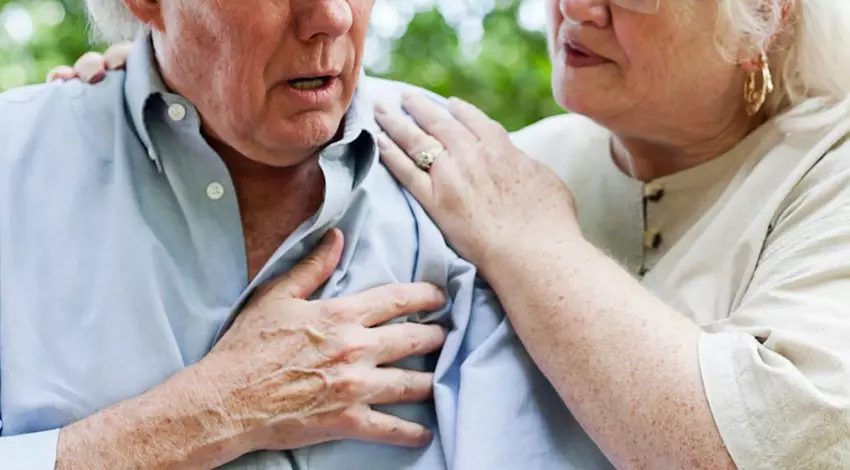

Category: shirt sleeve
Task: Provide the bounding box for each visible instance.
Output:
[432,256,610,470]
[699,209,850,469]
[0,284,60,470]
[0,429,60,470]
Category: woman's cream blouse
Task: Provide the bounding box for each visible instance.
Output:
[512,112,850,469]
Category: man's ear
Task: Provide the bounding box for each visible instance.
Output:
[124,0,164,32]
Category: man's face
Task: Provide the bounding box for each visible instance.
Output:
[144,0,374,167]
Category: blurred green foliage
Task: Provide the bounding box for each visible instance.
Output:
[0,0,559,130]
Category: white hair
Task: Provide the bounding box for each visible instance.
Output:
[84,0,147,43]
[714,0,850,130]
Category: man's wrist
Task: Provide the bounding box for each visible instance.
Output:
[55,364,247,470]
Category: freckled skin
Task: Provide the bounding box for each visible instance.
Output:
[373,0,771,464]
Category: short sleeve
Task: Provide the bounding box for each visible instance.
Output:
[699,203,850,469]
[0,429,61,470]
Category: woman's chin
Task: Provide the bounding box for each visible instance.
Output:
[554,91,602,118]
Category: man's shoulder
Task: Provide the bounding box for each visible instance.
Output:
[0,74,127,163]
[359,76,447,108]
[0,75,121,120]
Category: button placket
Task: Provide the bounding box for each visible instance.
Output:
[643,227,663,249]
[644,181,665,202]
[640,181,666,275]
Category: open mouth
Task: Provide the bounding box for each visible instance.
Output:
[288,76,334,91]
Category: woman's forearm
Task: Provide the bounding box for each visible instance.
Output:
[484,236,736,470]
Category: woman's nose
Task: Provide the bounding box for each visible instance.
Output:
[560,0,611,27]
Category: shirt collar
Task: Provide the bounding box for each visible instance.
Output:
[123,33,379,183]
[124,34,170,171]
[329,71,380,189]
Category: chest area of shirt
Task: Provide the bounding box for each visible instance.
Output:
[0,174,437,437]
[569,167,749,325]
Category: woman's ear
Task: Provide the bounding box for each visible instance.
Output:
[124,0,164,32]
[780,0,795,26]
[740,0,794,70]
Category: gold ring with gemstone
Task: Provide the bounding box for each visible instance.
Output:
[414,148,442,171]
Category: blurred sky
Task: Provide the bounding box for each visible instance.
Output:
[1,0,548,71]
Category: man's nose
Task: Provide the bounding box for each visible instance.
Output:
[560,0,610,27]
[295,0,354,42]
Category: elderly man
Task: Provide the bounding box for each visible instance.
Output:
[0,0,598,469]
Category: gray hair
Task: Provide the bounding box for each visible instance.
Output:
[85,0,147,43]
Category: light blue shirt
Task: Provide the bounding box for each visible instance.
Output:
[0,36,610,469]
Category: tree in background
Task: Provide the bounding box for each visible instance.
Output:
[0,0,561,130]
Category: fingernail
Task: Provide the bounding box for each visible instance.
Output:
[89,71,106,84]
[79,66,102,84]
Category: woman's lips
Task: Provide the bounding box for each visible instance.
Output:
[563,41,609,68]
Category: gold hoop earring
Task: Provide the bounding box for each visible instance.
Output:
[744,52,774,116]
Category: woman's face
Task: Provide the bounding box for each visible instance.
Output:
[547,0,748,141]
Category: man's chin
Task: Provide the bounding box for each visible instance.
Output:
[253,114,341,157]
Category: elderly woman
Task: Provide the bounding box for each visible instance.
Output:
[58,0,850,468]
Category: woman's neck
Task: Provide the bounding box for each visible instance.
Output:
[611,112,762,181]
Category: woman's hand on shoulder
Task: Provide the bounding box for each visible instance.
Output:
[374,93,580,274]
[46,42,132,84]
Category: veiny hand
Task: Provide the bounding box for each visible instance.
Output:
[374,94,579,273]
[196,229,448,453]
[46,42,132,83]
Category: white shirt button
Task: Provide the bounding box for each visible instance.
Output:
[168,103,187,122]
[206,182,225,200]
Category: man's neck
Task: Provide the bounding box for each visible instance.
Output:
[211,140,327,279]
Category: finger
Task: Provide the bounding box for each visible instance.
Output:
[447,97,508,141]
[46,66,76,82]
[400,93,477,152]
[363,369,435,404]
[103,42,133,70]
[344,406,433,448]
[369,323,446,365]
[74,52,107,84]
[322,283,446,327]
[377,133,433,203]
[267,229,344,299]
[374,102,444,158]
